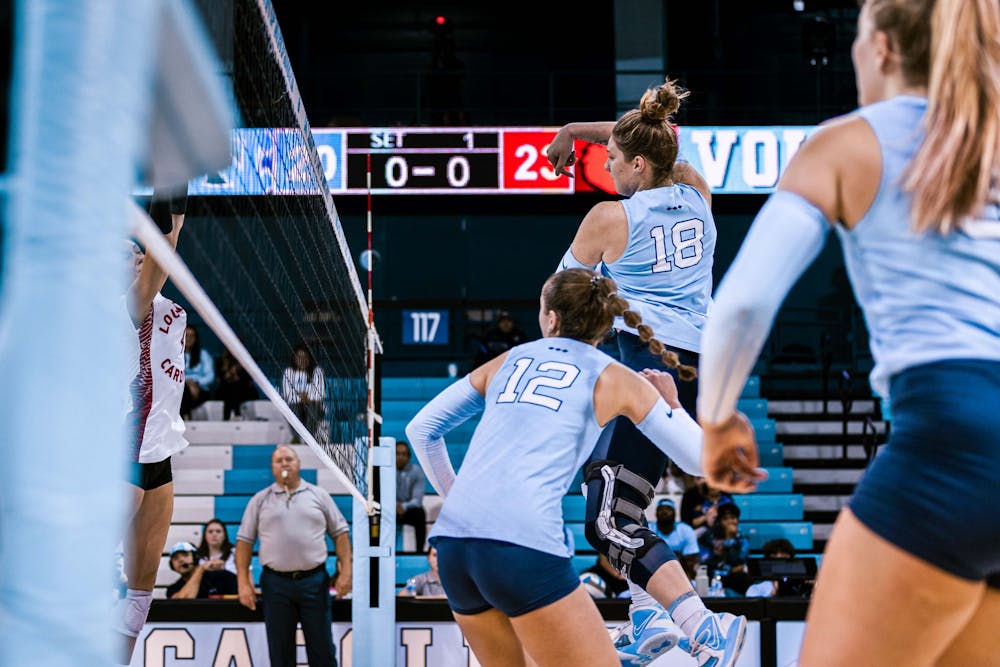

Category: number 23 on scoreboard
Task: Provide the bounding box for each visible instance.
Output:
[501,131,574,192]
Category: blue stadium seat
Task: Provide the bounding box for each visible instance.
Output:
[572,554,597,575]
[736,398,768,419]
[742,376,760,398]
[561,495,587,522]
[733,493,803,521]
[758,442,784,467]
[396,554,432,586]
[382,378,455,401]
[755,467,793,493]
[566,522,593,553]
[742,521,812,551]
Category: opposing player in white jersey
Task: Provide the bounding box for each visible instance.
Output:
[699,1,1000,665]
[547,80,745,667]
[116,187,189,664]
[407,269,710,667]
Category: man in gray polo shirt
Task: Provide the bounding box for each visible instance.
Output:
[235,445,351,667]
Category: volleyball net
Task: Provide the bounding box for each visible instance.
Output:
[137,0,376,506]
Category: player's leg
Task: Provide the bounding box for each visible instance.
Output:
[935,582,1000,666]
[583,457,745,667]
[452,609,533,667]
[799,510,982,667]
[117,462,174,663]
[509,586,619,667]
[804,361,1000,666]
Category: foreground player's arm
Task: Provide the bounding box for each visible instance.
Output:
[593,364,703,475]
[405,358,499,496]
[127,187,187,325]
[546,121,616,177]
[698,126,848,491]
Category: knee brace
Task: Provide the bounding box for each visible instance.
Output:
[583,460,678,588]
[114,589,152,638]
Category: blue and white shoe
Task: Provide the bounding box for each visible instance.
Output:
[688,611,747,667]
[611,606,681,666]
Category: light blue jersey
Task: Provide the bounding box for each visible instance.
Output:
[841,95,1000,397]
[431,337,615,557]
[601,183,716,352]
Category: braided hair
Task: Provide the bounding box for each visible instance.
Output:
[542,269,697,380]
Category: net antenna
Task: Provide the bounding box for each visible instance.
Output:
[365,152,383,513]
[131,203,368,508]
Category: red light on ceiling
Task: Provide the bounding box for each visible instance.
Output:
[435,16,447,25]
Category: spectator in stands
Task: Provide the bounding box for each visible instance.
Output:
[196,518,237,575]
[681,477,734,538]
[745,538,813,598]
[215,349,257,420]
[181,325,214,419]
[236,445,351,667]
[584,553,630,598]
[472,310,527,368]
[397,547,446,597]
[396,440,428,552]
[651,498,700,580]
[700,503,751,595]
[281,343,326,442]
[165,542,237,600]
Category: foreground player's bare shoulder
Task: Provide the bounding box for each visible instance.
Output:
[779,112,880,226]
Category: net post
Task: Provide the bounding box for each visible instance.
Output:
[352,436,397,667]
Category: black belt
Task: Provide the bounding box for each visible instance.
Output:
[263,564,326,580]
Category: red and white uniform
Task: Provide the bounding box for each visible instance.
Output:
[128,293,188,463]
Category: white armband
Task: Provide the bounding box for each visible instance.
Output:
[557,246,598,273]
[405,376,485,497]
[635,397,703,476]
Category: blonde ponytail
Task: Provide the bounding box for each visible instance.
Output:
[905,0,1000,233]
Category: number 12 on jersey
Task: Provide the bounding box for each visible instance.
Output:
[496,357,580,411]
[651,218,705,273]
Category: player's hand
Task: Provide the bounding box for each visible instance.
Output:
[701,412,768,493]
[639,368,680,408]
[238,581,257,610]
[546,127,577,178]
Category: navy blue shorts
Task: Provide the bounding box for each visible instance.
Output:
[591,332,699,485]
[430,537,580,617]
[850,360,1000,585]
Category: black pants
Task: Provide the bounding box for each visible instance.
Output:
[260,567,336,667]
[400,506,427,552]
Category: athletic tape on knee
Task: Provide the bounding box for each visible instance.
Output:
[115,589,152,638]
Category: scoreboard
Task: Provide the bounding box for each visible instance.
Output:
[187,125,819,196]
[327,128,572,194]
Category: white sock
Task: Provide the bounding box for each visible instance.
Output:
[668,591,708,638]
[627,579,658,609]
